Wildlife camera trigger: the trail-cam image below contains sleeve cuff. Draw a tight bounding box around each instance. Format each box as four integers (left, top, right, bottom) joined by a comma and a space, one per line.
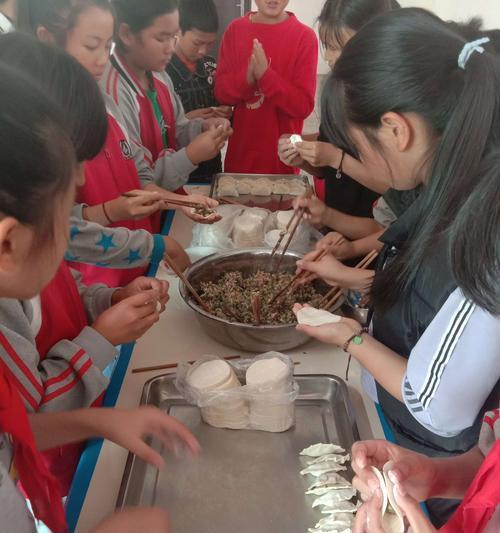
90, 287, 116, 318
258, 68, 280, 96
74, 326, 118, 370
237, 67, 257, 101
151, 234, 166, 265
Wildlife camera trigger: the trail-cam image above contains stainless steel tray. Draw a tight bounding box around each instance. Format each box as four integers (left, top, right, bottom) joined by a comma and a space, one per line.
210, 172, 310, 211
117, 374, 359, 533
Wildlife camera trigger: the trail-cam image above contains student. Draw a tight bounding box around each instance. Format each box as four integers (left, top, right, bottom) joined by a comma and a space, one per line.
0, 36, 171, 494
280, 0, 400, 217
17, 0, 214, 287
102, 0, 232, 193
0, 61, 197, 533
0, 0, 15, 33
167, 0, 232, 183
352, 402, 500, 532
294, 8, 500, 525
215, 0, 318, 174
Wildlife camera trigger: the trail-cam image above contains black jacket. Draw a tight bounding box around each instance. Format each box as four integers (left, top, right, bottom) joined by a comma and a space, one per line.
373, 199, 498, 456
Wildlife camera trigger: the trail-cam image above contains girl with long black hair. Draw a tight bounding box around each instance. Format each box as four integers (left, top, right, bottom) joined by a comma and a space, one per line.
294, 8, 500, 525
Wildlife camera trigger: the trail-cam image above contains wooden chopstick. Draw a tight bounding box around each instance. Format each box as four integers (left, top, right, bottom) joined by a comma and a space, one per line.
132, 356, 301, 374
269, 248, 327, 306
122, 192, 211, 211
163, 255, 212, 313
132, 355, 241, 374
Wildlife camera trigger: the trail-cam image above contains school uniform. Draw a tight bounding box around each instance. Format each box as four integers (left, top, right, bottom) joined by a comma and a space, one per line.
101, 52, 203, 191
0, 264, 118, 494
369, 197, 499, 525
0, 362, 67, 533
72, 95, 163, 287
215, 12, 318, 174
167, 53, 222, 181
66, 204, 165, 274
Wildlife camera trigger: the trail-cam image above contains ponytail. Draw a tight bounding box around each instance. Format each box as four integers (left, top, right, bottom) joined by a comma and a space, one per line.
325, 8, 500, 311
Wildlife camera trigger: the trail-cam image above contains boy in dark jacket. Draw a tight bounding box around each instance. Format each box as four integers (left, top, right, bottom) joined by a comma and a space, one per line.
167, 0, 231, 182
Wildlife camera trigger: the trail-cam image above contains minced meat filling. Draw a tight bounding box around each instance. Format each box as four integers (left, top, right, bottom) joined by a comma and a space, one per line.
198, 270, 323, 325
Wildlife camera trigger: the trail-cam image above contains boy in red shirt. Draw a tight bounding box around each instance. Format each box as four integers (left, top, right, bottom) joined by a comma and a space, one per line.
215, 0, 318, 174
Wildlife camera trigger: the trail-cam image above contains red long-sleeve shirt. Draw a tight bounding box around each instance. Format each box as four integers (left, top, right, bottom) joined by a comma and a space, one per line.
215, 12, 318, 174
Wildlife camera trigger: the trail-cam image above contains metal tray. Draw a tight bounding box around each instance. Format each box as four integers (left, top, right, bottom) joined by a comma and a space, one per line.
117, 374, 359, 533
210, 173, 310, 211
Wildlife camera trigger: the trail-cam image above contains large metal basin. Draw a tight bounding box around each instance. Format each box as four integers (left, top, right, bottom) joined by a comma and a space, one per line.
179, 248, 333, 353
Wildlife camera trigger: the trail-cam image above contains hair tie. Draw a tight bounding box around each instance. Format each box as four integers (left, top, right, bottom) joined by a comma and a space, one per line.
458, 37, 490, 70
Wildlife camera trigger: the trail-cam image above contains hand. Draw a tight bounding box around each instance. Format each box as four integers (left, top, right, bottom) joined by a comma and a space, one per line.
92, 508, 170, 533
278, 135, 304, 168
354, 488, 437, 533
94, 405, 200, 468
351, 440, 439, 504
247, 54, 257, 85
293, 304, 361, 346
106, 190, 164, 222
186, 108, 216, 120
182, 194, 221, 224
293, 195, 327, 226
252, 39, 269, 80
186, 127, 231, 165
296, 250, 349, 286
296, 141, 341, 168
163, 235, 191, 272
212, 105, 233, 119
112, 277, 169, 312
316, 232, 356, 261
202, 117, 232, 132
93, 290, 161, 345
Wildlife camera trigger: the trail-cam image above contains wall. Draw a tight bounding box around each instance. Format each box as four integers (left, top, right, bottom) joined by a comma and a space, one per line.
251, 0, 500, 74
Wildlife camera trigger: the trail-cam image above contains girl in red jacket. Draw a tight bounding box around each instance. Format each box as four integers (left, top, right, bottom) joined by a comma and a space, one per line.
215, 0, 318, 174
19, 0, 220, 287
102, 0, 232, 194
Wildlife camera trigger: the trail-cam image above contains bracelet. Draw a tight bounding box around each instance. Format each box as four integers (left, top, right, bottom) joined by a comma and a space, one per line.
336, 150, 345, 180
102, 202, 114, 225
343, 327, 368, 353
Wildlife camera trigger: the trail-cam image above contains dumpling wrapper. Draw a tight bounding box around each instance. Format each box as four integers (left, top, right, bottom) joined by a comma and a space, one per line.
300, 443, 346, 457
297, 307, 342, 327
312, 488, 357, 508
290, 134, 303, 146
308, 473, 351, 492
321, 500, 358, 514
306, 484, 352, 496
307, 453, 350, 465
314, 514, 354, 530
307, 526, 352, 533
301, 462, 347, 477
383, 461, 405, 533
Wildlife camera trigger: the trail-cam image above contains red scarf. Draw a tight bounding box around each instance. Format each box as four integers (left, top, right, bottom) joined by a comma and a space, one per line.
0, 360, 67, 533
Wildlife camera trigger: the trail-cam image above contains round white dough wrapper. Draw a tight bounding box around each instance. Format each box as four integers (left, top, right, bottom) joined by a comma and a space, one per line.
188, 360, 233, 391
290, 134, 303, 146
246, 357, 289, 388
296, 307, 342, 327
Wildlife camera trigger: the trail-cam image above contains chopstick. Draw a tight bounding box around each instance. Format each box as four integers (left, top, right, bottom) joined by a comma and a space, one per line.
271, 187, 313, 266
269, 248, 327, 306
122, 192, 209, 211
163, 255, 212, 313
132, 356, 302, 374
318, 250, 379, 310
251, 293, 262, 326
132, 355, 241, 374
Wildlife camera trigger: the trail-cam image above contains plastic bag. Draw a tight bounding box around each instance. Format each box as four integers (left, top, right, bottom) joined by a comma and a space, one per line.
175, 352, 299, 433
190, 206, 322, 255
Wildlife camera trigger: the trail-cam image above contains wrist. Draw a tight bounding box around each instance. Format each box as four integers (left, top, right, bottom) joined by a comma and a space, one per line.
102, 200, 116, 225
111, 288, 124, 305
186, 144, 202, 165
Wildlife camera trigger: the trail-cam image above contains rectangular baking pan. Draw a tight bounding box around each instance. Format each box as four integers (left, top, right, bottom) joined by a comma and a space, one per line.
117, 374, 359, 533
210, 173, 310, 211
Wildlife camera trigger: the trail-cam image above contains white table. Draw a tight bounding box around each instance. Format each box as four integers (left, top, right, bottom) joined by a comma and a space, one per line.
72, 201, 385, 532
